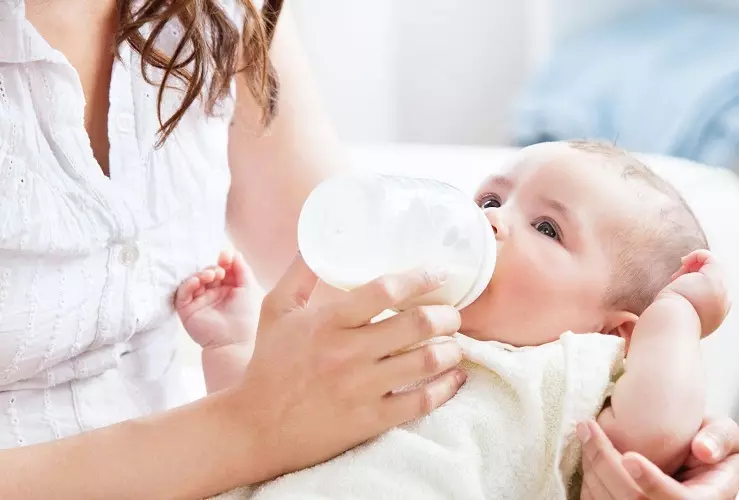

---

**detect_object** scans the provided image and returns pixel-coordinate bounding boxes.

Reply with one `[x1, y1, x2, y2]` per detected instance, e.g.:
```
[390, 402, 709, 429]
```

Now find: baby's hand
[175, 251, 264, 350]
[661, 250, 731, 337]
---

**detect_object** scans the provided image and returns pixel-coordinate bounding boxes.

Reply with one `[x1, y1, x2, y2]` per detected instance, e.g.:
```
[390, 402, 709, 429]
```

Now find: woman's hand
[233, 253, 466, 483]
[579, 417, 739, 500]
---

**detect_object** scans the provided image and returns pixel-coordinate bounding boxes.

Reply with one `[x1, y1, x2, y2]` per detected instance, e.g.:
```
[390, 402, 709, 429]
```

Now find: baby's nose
[484, 209, 509, 240]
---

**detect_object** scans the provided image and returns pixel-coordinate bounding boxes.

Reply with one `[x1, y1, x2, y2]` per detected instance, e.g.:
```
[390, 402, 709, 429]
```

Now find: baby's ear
[603, 311, 639, 352]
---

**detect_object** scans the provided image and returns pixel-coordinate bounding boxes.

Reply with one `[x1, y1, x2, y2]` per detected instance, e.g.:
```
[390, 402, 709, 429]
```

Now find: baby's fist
[662, 250, 731, 337]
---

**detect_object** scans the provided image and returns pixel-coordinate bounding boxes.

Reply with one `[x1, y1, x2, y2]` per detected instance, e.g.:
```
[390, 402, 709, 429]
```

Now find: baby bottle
[297, 173, 496, 310]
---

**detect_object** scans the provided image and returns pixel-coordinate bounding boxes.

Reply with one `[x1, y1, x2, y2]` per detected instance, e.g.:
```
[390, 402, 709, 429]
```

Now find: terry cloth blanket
[214, 332, 624, 500]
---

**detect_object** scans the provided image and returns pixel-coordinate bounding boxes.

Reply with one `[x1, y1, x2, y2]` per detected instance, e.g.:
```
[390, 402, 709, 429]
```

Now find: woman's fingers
[620, 452, 739, 500]
[692, 417, 739, 465]
[372, 338, 463, 394]
[709, 454, 739, 499]
[330, 269, 446, 328]
[577, 416, 739, 500]
[621, 453, 687, 500]
[579, 482, 595, 500]
[382, 368, 466, 425]
[581, 468, 618, 500]
[578, 420, 642, 499]
[360, 305, 461, 358]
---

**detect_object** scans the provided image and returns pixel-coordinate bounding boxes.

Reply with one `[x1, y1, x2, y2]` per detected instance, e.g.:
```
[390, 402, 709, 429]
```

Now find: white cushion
[349, 143, 739, 418]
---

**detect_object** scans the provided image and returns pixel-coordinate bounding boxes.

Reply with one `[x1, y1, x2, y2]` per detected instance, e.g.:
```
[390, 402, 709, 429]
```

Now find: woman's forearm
[0, 389, 260, 500]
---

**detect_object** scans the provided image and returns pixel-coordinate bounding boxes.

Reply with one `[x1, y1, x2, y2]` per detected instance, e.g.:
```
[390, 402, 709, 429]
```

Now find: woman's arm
[0, 391, 259, 500]
[0, 258, 465, 499]
[227, 4, 345, 288]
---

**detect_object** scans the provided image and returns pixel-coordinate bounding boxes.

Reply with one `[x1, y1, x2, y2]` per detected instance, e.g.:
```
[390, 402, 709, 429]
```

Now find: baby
[176, 140, 730, 499]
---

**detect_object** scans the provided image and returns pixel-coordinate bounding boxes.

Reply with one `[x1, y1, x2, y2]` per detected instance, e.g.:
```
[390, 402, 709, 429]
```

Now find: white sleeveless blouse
[0, 0, 243, 448]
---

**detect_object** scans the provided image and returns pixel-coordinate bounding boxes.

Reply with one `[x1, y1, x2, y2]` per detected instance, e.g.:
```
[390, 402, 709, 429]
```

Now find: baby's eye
[478, 195, 501, 209]
[534, 221, 559, 240]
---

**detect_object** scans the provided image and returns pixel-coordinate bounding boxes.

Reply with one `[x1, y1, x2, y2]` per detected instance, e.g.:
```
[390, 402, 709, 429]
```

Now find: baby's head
[460, 140, 707, 345]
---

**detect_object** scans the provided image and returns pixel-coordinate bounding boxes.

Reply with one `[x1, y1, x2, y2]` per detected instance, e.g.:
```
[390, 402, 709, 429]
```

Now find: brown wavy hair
[115, 0, 284, 146]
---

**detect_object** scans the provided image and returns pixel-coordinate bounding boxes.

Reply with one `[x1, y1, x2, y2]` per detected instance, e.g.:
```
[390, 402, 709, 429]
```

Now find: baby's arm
[175, 251, 264, 393]
[597, 250, 730, 473]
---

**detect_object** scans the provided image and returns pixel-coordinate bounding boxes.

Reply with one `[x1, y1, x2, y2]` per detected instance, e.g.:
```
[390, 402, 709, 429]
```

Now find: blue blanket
[514, 5, 739, 168]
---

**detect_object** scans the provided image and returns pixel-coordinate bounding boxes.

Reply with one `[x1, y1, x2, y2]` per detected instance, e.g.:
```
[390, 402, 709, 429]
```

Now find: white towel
[215, 332, 625, 500]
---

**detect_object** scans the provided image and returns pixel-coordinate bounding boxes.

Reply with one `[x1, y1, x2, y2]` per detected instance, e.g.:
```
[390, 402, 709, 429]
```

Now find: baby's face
[460, 143, 638, 345]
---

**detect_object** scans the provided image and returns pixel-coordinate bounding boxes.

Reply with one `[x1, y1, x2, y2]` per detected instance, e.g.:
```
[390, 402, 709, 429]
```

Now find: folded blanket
[215, 333, 624, 500]
[514, 5, 739, 169]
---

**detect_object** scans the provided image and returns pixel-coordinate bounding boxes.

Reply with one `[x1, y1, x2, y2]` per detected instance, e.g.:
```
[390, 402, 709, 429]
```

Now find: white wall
[393, 1, 527, 146]
[290, 0, 675, 146]
[291, 1, 398, 142]
[292, 0, 527, 146]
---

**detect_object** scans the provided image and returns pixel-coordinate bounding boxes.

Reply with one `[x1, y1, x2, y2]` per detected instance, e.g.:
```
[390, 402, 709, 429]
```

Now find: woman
[0, 0, 736, 498]
[0, 0, 464, 497]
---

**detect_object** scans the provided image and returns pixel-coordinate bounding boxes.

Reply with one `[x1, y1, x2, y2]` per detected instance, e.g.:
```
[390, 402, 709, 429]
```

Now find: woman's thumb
[262, 252, 318, 315]
[693, 418, 739, 464]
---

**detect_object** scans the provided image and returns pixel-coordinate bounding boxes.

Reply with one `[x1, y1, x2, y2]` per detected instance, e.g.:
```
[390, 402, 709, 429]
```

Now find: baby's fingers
[224, 252, 251, 288]
[672, 250, 719, 281]
[692, 253, 725, 288]
[217, 250, 235, 270]
[175, 276, 202, 308]
[682, 250, 717, 275]
[671, 264, 692, 282]
[197, 267, 227, 290]
[687, 251, 730, 310]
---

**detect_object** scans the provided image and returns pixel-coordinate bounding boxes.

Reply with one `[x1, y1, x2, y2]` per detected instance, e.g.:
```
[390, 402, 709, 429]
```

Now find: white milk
[298, 174, 496, 310]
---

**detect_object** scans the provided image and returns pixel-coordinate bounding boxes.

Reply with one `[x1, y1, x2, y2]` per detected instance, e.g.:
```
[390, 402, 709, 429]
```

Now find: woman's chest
[25, 0, 118, 175]
[0, 54, 235, 383]
[0, 48, 234, 246]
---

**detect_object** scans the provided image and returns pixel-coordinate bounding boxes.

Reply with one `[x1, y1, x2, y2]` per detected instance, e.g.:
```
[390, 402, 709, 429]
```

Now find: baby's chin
[458, 310, 577, 346]
[458, 287, 597, 346]
[457, 314, 512, 343]
[459, 329, 505, 342]
[459, 326, 574, 347]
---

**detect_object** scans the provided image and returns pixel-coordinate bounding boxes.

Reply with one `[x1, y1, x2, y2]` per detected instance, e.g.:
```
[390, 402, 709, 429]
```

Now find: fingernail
[455, 369, 467, 385]
[576, 422, 591, 444]
[624, 459, 643, 480]
[700, 436, 720, 460]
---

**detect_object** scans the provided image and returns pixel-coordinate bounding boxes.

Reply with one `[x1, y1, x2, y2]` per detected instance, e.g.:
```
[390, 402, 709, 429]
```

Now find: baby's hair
[566, 139, 708, 315]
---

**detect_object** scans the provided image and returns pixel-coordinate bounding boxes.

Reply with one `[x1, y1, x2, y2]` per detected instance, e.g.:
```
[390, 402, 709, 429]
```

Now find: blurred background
[292, 0, 739, 171]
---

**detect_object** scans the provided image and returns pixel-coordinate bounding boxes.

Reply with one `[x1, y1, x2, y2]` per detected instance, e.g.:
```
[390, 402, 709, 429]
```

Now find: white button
[117, 113, 135, 133]
[119, 244, 139, 266]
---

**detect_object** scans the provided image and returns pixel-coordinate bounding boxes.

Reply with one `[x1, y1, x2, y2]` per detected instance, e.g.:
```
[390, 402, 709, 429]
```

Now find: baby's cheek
[501, 256, 556, 299]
